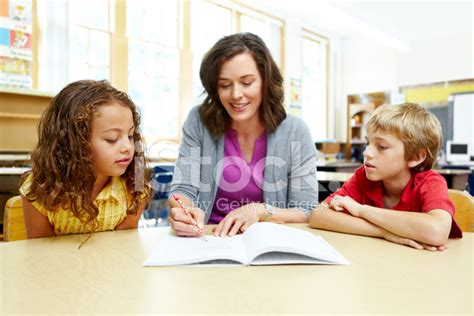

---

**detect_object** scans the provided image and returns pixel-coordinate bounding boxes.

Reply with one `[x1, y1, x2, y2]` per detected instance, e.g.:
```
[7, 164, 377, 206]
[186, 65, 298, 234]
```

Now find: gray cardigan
[170, 106, 318, 223]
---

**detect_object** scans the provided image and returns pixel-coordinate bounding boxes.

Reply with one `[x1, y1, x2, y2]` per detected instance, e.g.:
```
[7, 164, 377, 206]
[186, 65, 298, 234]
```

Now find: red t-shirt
[324, 166, 463, 238]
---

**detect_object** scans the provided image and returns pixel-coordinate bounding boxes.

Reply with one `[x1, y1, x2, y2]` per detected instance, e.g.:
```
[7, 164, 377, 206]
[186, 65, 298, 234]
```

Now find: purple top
[209, 129, 267, 224]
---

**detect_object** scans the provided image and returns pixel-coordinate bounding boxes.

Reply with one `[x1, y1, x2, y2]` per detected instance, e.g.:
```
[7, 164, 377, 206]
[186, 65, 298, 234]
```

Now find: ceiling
[240, 0, 473, 49]
[330, 1, 473, 42]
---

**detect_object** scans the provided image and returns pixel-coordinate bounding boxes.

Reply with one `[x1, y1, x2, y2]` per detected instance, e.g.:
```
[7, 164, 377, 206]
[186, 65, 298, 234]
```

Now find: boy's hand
[417, 242, 447, 251]
[382, 231, 424, 250]
[330, 195, 362, 217]
[382, 230, 447, 251]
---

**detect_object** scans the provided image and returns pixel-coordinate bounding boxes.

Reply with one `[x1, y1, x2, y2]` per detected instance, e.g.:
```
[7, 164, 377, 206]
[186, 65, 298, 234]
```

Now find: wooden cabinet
[348, 103, 374, 142]
[346, 103, 374, 161]
[0, 88, 53, 152]
[0, 88, 52, 234]
[345, 92, 389, 160]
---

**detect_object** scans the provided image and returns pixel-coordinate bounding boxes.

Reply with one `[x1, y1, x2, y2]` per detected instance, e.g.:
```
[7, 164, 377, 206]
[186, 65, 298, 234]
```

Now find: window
[190, 0, 232, 110]
[301, 30, 329, 141]
[190, 1, 283, 112]
[68, 0, 110, 81]
[36, 1, 333, 150]
[240, 14, 282, 67]
[126, 0, 180, 139]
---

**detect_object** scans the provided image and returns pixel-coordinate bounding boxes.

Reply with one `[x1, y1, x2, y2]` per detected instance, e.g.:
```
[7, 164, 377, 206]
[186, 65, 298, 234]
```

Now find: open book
[144, 222, 349, 266]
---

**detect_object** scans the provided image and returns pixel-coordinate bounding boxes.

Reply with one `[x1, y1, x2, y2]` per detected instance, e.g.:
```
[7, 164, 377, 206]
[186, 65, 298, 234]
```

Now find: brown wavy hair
[199, 32, 286, 138]
[21, 80, 151, 229]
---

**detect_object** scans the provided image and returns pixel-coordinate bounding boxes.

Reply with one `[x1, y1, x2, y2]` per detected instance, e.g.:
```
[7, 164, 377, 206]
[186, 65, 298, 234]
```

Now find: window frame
[301, 28, 330, 139]
[32, 1, 334, 155]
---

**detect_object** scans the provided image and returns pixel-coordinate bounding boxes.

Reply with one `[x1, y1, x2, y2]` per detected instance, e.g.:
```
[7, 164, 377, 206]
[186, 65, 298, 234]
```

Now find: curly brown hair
[199, 32, 286, 138]
[21, 80, 151, 229]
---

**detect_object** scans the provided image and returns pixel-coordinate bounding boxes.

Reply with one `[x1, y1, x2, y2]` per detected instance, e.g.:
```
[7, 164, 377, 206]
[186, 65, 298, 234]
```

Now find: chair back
[3, 195, 27, 241]
[449, 189, 474, 232]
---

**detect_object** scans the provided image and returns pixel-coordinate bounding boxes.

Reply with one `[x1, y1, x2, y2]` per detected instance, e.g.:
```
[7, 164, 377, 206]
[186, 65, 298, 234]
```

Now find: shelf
[1, 90, 52, 152]
[349, 103, 375, 117]
[346, 92, 390, 160]
[0, 87, 55, 98]
[0, 112, 42, 120]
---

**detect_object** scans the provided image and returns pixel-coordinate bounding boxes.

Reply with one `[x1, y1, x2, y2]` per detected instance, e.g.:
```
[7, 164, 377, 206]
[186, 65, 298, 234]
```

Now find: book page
[250, 252, 341, 265]
[144, 234, 247, 266]
[241, 222, 349, 265]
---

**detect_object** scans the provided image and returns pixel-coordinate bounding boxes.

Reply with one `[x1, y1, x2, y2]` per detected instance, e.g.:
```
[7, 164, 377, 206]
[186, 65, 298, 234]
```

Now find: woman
[169, 32, 318, 237]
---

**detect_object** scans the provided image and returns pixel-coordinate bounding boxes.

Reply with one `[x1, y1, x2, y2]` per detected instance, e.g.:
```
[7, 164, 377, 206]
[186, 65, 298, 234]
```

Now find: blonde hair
[366, 102, 442, 172]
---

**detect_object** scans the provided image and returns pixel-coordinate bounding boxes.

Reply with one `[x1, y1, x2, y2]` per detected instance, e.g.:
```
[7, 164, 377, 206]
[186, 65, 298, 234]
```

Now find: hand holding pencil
[170, 194, 207, 240]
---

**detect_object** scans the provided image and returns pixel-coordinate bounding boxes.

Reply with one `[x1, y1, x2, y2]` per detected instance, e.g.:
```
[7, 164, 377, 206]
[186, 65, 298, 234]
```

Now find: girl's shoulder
[18, 172, 33, 195]
[18, 173, 50, 217]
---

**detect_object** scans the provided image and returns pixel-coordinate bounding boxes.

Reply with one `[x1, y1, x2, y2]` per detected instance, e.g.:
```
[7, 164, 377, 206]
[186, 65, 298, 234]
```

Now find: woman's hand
[214, 203, 266, 237]
[169, 206, 205, 237]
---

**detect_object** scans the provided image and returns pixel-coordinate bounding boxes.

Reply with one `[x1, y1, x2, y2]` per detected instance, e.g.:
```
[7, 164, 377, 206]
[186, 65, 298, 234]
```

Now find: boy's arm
[309, 204, 442, 250]
[22, 196, 55, 238]
[331, 195, 452, 246]
[311, 169, 445, 249]
[309, 204, 387, 237]
[310, 169, 377, 235]
[357, 205, 452, 246]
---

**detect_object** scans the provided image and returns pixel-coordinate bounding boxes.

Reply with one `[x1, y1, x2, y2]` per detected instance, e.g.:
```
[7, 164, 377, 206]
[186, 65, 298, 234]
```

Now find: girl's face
[217, 52, 263, 128]
[90, 102, 135, 181]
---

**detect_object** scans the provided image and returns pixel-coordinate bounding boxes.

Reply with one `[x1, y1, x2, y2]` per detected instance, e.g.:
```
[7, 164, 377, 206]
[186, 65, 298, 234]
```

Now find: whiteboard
[452, 93, 474, 156]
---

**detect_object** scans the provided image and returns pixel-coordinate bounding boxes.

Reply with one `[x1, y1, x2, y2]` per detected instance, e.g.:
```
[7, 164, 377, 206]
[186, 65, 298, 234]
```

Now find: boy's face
[90, 102, 135, 182]
[363, 130, 411, 183]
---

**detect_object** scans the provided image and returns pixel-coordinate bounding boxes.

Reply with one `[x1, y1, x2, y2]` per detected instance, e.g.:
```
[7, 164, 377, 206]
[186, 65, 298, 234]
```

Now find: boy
[309, 103, 462, 251]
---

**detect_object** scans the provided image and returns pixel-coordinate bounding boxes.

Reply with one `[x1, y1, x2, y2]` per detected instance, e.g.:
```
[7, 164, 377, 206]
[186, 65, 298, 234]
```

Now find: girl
[20, 80, 151, 239]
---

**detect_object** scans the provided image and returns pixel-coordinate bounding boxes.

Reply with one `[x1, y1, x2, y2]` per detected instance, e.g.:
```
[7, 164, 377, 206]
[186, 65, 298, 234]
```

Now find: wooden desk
[317, 171, 353, 202]
[435, 169, 471, 190]
[1, 225, 472, 314]
[317, 171, 353, 182]
[317, 160, 361, 173]
[317, 166, 470, 190]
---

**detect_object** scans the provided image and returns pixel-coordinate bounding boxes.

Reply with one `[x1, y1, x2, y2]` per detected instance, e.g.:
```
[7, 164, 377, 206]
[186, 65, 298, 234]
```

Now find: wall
[338, 31, 474, 142]
[341, 35, 398, 96]
[396, 32, 474, 86]
[281, 18, 344, 141]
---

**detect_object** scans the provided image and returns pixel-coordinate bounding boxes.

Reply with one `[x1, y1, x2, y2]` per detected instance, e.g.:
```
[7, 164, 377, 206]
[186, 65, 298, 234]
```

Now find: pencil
[172, 194, 207, 241]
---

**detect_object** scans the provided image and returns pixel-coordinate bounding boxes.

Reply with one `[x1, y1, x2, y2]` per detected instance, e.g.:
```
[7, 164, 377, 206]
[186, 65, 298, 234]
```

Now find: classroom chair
[449, 189, 474, 232]
[140, 165, 174, 227]
[3, 195, 27, 241]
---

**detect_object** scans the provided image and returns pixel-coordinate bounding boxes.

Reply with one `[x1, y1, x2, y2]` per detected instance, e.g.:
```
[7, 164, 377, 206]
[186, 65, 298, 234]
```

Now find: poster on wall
[288, 78, 302, 117]
[0, 0, 32, 89]
[8, 0, 32, 23]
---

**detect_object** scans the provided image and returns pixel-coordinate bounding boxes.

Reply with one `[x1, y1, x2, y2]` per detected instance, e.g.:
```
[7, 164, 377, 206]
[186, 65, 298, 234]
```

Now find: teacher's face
[217, 52, 263, 126]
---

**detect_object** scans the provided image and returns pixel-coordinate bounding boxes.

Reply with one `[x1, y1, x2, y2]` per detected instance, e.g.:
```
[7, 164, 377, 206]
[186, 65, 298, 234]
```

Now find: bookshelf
[345, 91, 389, 160]
[0, 88, 53, 152]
